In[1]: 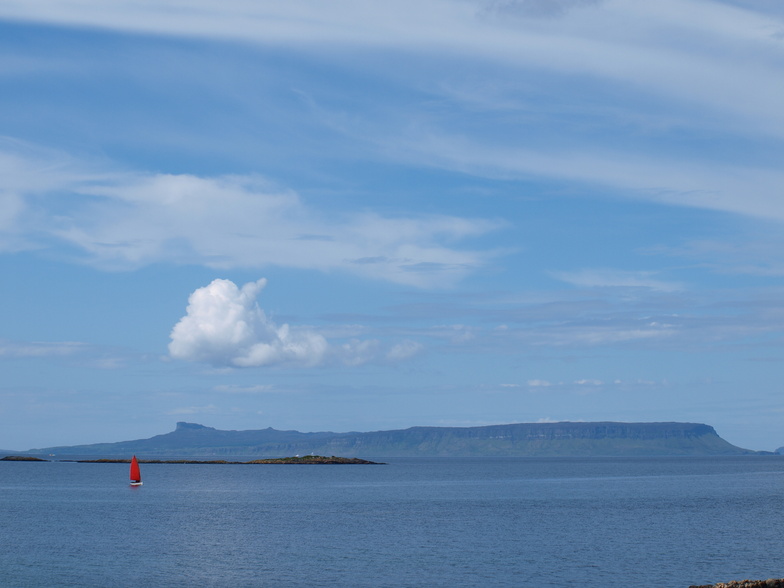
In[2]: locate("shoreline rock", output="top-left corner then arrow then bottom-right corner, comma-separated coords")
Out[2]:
690,580 -> 784,587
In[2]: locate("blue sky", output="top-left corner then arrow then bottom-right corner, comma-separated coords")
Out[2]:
1,0 -> 784,451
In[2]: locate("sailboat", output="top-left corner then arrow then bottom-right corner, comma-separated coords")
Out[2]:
129,455 -> 143,486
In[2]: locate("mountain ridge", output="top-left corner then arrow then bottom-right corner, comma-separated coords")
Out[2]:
18,421 -> 759,457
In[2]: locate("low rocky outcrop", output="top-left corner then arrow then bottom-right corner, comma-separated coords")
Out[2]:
690,579 -> 784,587
0,455 -> 48,461
68,456 -> 383,465
245,456 -> 382,464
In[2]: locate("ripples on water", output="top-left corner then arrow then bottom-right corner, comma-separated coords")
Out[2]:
2,456 -> 783,587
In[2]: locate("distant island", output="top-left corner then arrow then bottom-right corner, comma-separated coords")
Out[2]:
12,421 -> 763,458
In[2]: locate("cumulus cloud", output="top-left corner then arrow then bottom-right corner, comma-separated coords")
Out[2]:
169,278 -> 424,368
169,278 -> 329,368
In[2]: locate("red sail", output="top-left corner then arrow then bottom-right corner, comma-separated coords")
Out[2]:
130,455 -> 141,482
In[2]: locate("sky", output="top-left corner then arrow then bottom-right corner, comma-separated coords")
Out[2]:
1,0 -> 783,451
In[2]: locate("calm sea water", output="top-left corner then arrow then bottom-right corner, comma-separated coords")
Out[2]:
2,456 -> 784,587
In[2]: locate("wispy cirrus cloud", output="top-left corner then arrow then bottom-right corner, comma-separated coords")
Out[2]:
391,282 -> 784,353
1,0 -> 781,132
481,0 -> 601,19
2,2 -> 782,229
550,268 -> 684,292
388,130 -> 784,223
653,234 -> 784,278
213,384 -> 275,394
0,339 -> 132,370
166,404 -> 220,416
0,340 -> 85,358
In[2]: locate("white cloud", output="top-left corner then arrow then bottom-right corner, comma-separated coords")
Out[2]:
169,278 -> 424,368
551,268 -> 683,291
654,236 -> 784,278
0,144 -> 500,287
166,404 -> 220,416
213,384 -> 275,394
169,278 -> 330,368
0,340 -> 85,358
391,129 -> 784,224
0,193 -> 23,232
86,357 -> 127,370
482,0 -> 601,18
1,0 -> 781,134
431,324 -> 476,343
527,379 -> 552,387
386,340 -> 424,361
530,325 -> 676,347
2,2 -> 783,259
338,339 -> 381,367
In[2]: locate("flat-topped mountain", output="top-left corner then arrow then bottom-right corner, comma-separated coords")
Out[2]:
22,421 -> 756,457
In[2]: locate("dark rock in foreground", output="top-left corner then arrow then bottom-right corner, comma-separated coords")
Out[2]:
690,580 -> 784,587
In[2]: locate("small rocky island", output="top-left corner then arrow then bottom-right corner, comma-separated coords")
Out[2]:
56,455 -> 383,465
245,456 -> 383,464
0,455 -> 48,461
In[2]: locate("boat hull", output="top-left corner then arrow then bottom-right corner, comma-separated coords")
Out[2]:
130,481 -> 143,486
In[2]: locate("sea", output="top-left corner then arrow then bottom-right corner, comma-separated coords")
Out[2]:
2,455 -> 784,587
